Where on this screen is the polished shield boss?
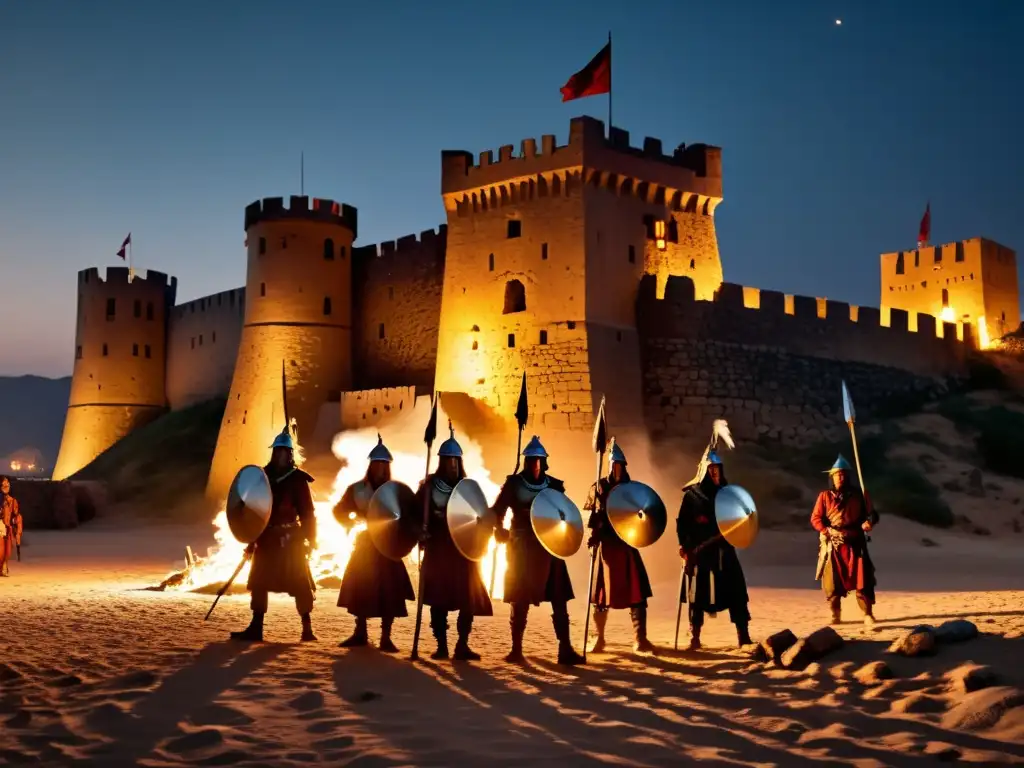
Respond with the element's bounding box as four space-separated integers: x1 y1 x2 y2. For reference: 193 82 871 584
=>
530 488 584 560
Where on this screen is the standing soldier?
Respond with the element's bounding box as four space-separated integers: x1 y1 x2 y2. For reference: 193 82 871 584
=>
334 436 415 652
230 426 318 643
0 476 19 576
414 426 492 661
677 447 753 650
583 441 655 654
812 455 878 626
492 436 586 666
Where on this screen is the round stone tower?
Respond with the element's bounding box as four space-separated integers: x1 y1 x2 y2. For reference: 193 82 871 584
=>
206 196 357 500
52 267 178 480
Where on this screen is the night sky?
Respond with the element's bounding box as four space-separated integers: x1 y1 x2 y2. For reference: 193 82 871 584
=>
1 0 1021 377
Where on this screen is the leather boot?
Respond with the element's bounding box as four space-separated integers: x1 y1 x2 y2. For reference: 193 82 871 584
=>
300 613 317 642
736 623 753 647
230 612 265 642
505 605 527 664
379 617 399 653
431 612 449 660
587 609 608 654
339 617 369 648
857 595 876 626
553 609 585 666
687 624 701 651
453 613 480 661
630 606 656 654
829 597 842 625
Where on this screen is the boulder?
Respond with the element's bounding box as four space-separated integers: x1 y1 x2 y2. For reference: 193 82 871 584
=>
945 664 999 694
934 619 978 644
888 626 937 657
759 629 799 665
853 661 894 687
781 627 843 670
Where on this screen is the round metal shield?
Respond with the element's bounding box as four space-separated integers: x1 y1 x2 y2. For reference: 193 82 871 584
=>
715 484 759 549
367 481 418 561
606 481 668 549
226 465 273 545
530 488 584 560
334 481 374 525
447 479 497 562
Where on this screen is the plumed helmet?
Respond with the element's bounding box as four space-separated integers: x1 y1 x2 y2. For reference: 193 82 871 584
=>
270 425 294 450
609 439 627 465
522 435 549 459
826 454 853 474
368 434 393 463
706 449 724 466
437 422 463 458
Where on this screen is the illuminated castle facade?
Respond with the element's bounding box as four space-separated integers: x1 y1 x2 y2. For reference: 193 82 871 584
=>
52 117 1018 497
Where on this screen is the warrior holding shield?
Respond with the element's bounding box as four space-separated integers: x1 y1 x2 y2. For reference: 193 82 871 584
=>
583 440 656 654
676 422 753 650
491 435 586 666
334 435 415 652
413 426 493 661
230 425 318 643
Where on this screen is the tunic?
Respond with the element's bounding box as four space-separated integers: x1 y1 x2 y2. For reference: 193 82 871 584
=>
335 478 415 618
414 475 493 616
584 475 653 609
1 492 20 564
492 472 575 605
811 487 878 600
676 475 749 614
246 465 317 599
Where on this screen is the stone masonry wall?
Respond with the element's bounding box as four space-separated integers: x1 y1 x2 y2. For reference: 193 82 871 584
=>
638 276 971 445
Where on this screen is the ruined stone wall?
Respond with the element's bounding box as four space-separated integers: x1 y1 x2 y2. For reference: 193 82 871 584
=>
639 276 971 445
339 386 418 431
52 267 177 480
352 228 446 391
166 287 245 410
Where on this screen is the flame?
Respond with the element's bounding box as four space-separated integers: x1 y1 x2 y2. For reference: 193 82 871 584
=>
939 306 956 324
977 316 991 349
167 397 512 599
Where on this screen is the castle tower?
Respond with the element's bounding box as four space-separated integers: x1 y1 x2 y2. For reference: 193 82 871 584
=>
880 237 1020 345
206 196 358 500
434 116 723 434
52 267 177 480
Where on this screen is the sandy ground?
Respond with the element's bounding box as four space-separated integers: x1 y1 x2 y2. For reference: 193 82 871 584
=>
2 516 1024 767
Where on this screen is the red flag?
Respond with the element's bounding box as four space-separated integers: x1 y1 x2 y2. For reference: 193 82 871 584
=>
116 233 131 260
560 42 611 102
917 204 930 248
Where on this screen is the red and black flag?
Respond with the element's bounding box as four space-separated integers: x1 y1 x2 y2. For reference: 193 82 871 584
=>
116 233 131 260
560 41 611 102
917 203 931 248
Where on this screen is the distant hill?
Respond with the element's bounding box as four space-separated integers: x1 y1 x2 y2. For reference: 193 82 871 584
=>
0 375 71 471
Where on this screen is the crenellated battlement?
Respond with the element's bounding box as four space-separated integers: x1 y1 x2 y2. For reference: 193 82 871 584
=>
243 195 358 238
637 276 971 379
78 267 177 292
173 287 245 320
353 225 448 262
441 116 722 206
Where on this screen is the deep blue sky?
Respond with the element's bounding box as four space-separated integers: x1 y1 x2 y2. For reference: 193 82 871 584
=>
2 0 1021 377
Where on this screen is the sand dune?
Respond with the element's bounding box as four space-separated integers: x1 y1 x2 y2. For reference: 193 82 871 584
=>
2 518 1023 766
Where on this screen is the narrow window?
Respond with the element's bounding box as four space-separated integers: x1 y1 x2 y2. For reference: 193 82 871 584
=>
259 237 266 255
689 258 695 270
379 323 385 339
895 253 905 275
668 219 679 242
914 251 920 268
955 242 965 262
642 214 656 239
654 220 667 251
323 296 332 315
539 330 548 345
541 243 548 260
75 345 82 360
507 220 522 238
340 245 347 259
102 343 108 357
260 282 266 297
488 253 495 271
144 344 151 359
567 321 577 330
507 333 516 348
472 340 478 350
133 300 141 318
942 288 949 308
934 245 942 263
146 302 154 320
132 343 139 357
106 298 116 320
628 245 636 263
503 279 526 314
323 238 335 260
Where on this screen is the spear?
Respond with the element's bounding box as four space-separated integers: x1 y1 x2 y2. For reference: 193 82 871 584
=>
841 381 868 497
490 373 529 598
409 394 439 661
582 395 607 662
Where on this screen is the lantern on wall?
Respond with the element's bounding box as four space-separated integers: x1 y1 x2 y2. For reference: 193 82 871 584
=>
654 220 667 251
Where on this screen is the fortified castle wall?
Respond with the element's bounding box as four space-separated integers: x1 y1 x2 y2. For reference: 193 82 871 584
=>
638 275 972 446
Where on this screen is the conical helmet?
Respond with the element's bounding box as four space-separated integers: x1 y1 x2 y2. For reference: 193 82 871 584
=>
270 425 294 450
437 421 463 458
826 454 853 474
522 435 548 458
609 439 627 465
368 434 393 463
707 449 724 466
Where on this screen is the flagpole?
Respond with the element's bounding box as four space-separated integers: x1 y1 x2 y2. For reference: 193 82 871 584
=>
607 30 613 133
301 151 305 196
128 238 134 283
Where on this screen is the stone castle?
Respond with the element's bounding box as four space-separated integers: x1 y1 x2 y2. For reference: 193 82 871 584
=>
51 117 1020 498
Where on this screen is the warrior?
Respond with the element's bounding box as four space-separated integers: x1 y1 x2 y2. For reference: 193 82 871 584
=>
230 426 318 642
583 441 655 654
1 475 20 576
414 426 493 660
334 436 415 652
812 455 878 626
677 447 753 650
491 436 586 666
